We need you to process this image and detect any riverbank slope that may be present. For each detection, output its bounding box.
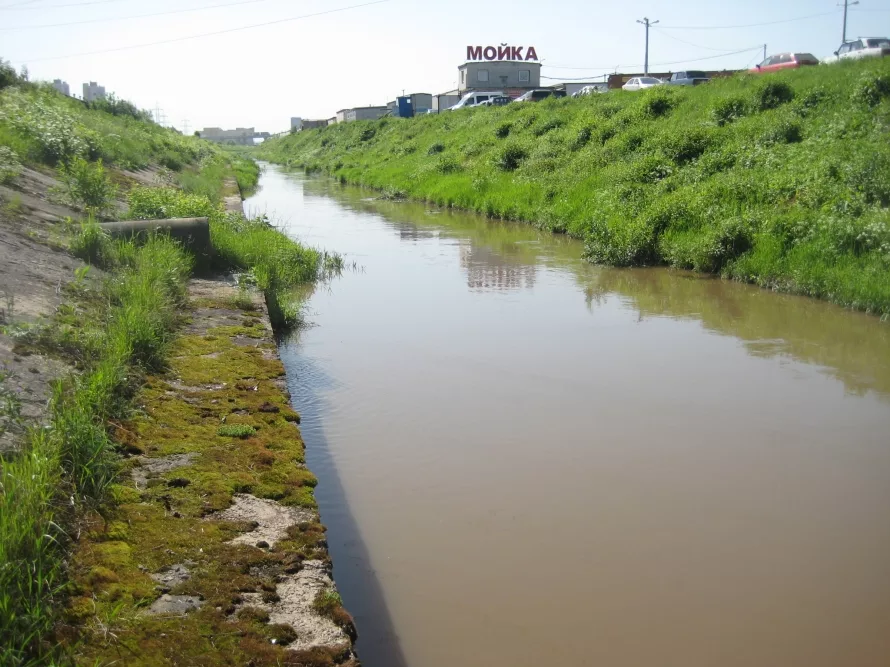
[259,58,890,316]
[1,64,355,665]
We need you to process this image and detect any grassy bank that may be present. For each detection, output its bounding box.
[1,61,335,663]
[1,234,192,664]
[259,58,890,315]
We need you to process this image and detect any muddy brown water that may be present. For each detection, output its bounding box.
[247,164,890,667]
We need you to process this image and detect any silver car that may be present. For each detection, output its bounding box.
[824,38,890,63]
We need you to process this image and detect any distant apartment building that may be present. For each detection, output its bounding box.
[52,79,70,96]
[82,81,106,102]
[300,120,328,131]
[198,127,256,145]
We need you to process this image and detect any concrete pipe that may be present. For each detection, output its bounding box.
[99,217,212,255]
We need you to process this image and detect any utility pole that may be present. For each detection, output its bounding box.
[637,17,659,74]
[763,44,767,62]
[182,119,190,135]
[840,0,859,44]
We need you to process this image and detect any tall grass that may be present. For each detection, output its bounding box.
[0,231,191,664]
[127,186,338,325]
[259,58,890,316]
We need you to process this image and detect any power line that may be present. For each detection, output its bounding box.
[0,0,279,31]
[540,46,763,79]
[658,10,840,30]
[652,26,752,52]
[1,0,138,10]
[11,0,390,64]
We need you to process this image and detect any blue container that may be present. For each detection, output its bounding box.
[396,96,414,118]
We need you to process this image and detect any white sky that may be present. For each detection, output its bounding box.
[2,0,888,133]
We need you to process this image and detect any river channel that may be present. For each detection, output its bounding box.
[245,164,890,667]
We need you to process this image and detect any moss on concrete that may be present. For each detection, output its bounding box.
[62,282,352,665]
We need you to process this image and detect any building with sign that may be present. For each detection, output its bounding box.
[458,61,541,93]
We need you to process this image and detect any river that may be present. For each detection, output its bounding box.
[245,164,890,667]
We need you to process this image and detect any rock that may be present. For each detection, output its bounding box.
[146,594,203,616]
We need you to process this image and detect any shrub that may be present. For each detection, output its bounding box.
[585,214,661,266]
[532,118,564,137]
[851,71,890,106]
[711,95,748,125]
[759,117,802,145]
[659,128,712,164]
[436,155,461,174]
[0,146,22,184]
[753,80,794,111]
[427,142,445,155]
[60,157,118,215]
[570,125,593,150]
[495,121,512,139]
[359,126,375,142]
[494,142,528,171]
[638,88,676,118]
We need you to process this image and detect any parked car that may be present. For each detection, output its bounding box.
[823,38,890,63]
[514,89,566,102]
[751,52,820,73]
[448,91,505,110]
[666,71,710,86]
[622,76,664,91]
[474,95,512,107]
[572,85,608,97]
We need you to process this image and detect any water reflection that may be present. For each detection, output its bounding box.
[253,165,890,667]
[302,174,890,402]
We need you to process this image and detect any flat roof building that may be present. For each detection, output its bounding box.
[458,61,541,93]
[344,106,388,122]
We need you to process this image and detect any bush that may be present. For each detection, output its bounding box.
[711,95,748,125]
[659,128,712,164]
[60,157,118,215]
[495,121,512,139]
[638,88,676,118]
[570,125,592,150]
[759,117,802,145]
[851,71,890,106]
[427,142,445,155]
[753,80,794,111]
[359,126,376,142]
[494,142,528,171]
[0,58,18,90]
[0,146,22,184]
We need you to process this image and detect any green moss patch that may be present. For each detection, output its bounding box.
[64,288,341,666]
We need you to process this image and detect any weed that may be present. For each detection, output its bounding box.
[494,142,528,171]
[60,157,118,215]
[753,80,794,111]
[852,71,890,106]
[0,145,22,184]
[218,424,256,438]
[711,95,748,125]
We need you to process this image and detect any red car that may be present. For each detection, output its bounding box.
[751,52,820,73]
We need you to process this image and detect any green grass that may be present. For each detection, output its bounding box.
[126,186,341,326]
[259,58,890,316]
[217,424,256,438]
[0,232,191,665]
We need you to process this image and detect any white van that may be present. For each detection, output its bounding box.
[448,91,505,111]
